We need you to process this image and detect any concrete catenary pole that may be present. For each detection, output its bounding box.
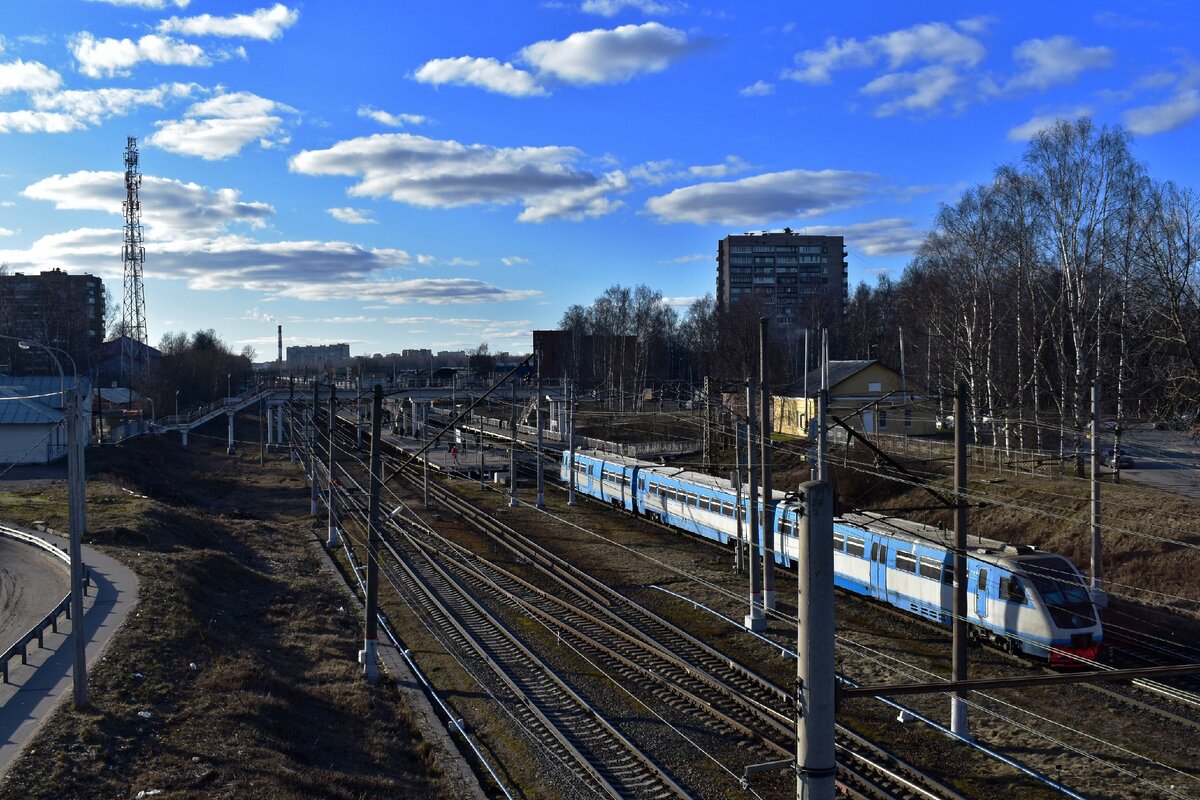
[817,329,829,482]
[744,378,764,631]
[422,401,430,509]
[361,384,382,683]
[326,383,340,548]
[67,386,88,707]
[760,317,776,610]
[568,381,578,507]
[310,382,319,516]
[536,361,545,510]
[1091,379,1102,592]
[509,380,518,508]
[951,381,969,738]
[796,479,835,800]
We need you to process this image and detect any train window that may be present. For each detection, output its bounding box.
[942,565,954,584]
[722,501,733,516]
[869,541,880,562]
[698,497,709,511]
[918,556,942,580]
[895,550,917,574]
[638,478,644,490]
[846,537,864,558]
[999,577,1027,604]
[833,532,845,551]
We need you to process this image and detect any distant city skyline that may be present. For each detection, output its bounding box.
[2,2,1198,358]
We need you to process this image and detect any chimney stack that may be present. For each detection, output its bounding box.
[277,325,283,363]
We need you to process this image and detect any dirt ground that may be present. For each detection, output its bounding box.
[0,422,460,800]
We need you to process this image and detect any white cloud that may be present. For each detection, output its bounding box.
[85,0,190,7]
[0,227,15,236]
[0,111,84,134]
[158,4,299,40]
[146,91,293,159]
[22,170,274,237]
[32,82,199,124]
[1007,108,1091,141]
[327,207,376,224]
[688,155,750,179]
[357,106,427,127]
[785,21,984,115]
[862,65,959,116]
[660,253,707,263]
[1004,36,1113,91]
[72,32,210,78]
[580,0,674,17]
[0,59,63,94]
[739,80,775,96]
[644,169,880,225]
[500,256,531,266]
[413,22,696,96]
[1123,90,1200,135]
[522,22,696,85]
[289,132,628,222]
[787,22,984,85]
[955,16,995,35]
[798,218,925,256]
[413,57,546,97]
[445,257,479,267]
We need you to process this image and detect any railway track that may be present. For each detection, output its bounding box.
[345,425,970,799]
[297,403,1200,798]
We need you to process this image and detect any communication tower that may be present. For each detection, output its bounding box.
[121,136,148,385]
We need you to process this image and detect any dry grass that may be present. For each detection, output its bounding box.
[0,425,457,800]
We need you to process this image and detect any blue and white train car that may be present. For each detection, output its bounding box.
[559,449,1103,665]
[563,450,643,512]
[833,513,1103,665]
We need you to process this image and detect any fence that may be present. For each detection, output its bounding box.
[862,432,1061,476]
[0,525,88,684]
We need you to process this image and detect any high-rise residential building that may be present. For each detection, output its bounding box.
[716,231,848,330]
[0,268,106,375]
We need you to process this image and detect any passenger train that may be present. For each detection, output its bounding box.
[561,449,1103,667]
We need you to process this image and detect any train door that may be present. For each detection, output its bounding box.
[630,467,640,514]
[869,538,888,601]
[975,568,989,619]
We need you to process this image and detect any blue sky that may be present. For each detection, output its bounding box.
[1,1,1197,359]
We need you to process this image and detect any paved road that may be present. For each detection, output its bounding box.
[0,538,69,657]
[0,527,139,780]
[1103,427,1200,500]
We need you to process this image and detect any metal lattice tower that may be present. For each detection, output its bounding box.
[121,136,148,384]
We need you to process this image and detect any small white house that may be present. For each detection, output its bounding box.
[0,375,93,465]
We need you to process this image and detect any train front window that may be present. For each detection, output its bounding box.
[1022,556,1095,628]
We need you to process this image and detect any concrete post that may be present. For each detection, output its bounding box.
[361,384,382,683]
[745,378,764,632]
[327,384,340,548]
[568,382,577,507]
[760,317,776,610]
[66,387,89,708]
[536,375,545,510]
[951,381,969,738]
[182,428,189,449]
[226,411,235,455]
[796,480,835,800]
[310,383,319,517]
[509,380,518,508]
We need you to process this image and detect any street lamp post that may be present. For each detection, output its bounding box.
[11,337,88,708]
[175,390,179,420]
[227,373,231,399]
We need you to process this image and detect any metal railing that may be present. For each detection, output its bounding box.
[0,524,88,684]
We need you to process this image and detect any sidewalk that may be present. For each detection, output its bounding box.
[0,526,139,780]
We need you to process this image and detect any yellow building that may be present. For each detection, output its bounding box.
[773,360,939,438]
